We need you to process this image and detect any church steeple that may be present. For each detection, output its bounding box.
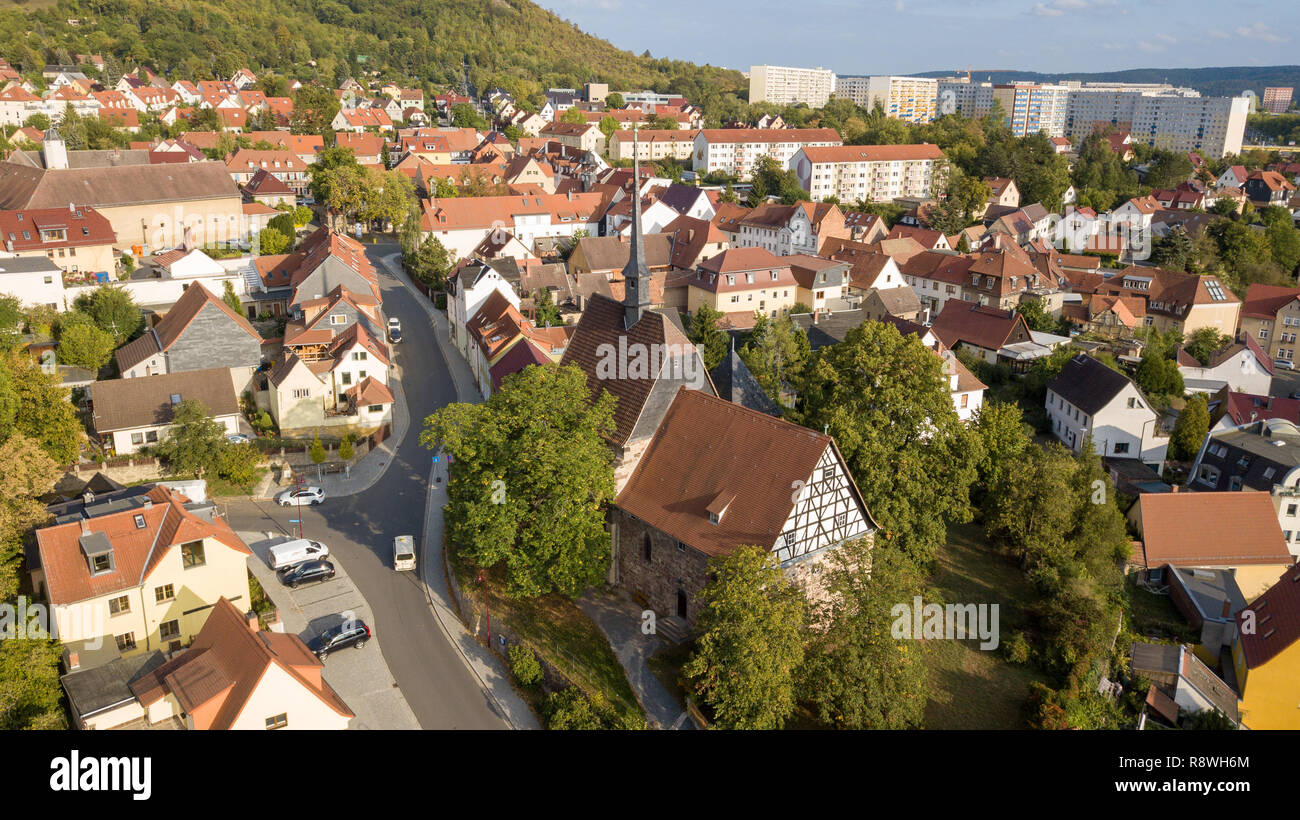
[622,125,652,329]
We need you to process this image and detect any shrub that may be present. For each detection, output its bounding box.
[216,442,262,487]
[1003,631,1031,665]
[508,644,542,688]
[309,436,326,464]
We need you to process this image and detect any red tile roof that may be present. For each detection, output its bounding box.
[1136,491,1292,568]
[35,486,251,606]
[1236,564,1300,669]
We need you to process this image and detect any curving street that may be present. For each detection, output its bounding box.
[222,238,512,730]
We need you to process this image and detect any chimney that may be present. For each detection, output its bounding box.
[567,190,573,202]
[1169,484,1179,493]
[80,518,90,534]
[246,611,260,632]
[67,652,80,671]
[68,201,74,213]
[1221,598,1232,619]
[813,309,820,324]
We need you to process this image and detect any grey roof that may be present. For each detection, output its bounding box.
[1047,354,1133,416]
[1168,566,1247,624]
[869,285,921,316]
[62,650,167,720]
[789,309,867,350]
[10,148,151,170]
[0,159,240,210]
[657,183,707,215]
[710,346,780,417]
[0,255,62,275]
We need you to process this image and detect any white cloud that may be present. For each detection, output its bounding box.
[1236,22,1288,44]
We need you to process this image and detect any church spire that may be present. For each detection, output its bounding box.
[622,124,652,329]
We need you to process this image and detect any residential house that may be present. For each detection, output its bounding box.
[1175,332,1274,395]
[785,254,855,312]
[114,281,264,393]
[1047,354,1167,471]
[735,201,847,257]
[1188,418,1300,560]
[930,301,1034,365]
[1239,284,1300,364]
[118,597,353,730]
[0,255,66,310]
[419,192,605,260]
[1243,170,1295,207]
[687,247,798,324]
[32,484,252,669]
[1129,490,1293,600]
[447,258,520,358]
[1230,564,1300,729]
[90,368,241,456]
[539,122,605,155]
[225,149,308,197]
[0,205,117,277]
[608,129,697,163]
[1085,266,1240,338]
[1129,642,1240,726]
[860,285,922,323]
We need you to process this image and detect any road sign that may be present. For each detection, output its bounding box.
[432,455,440,464]
[289,519,301,524]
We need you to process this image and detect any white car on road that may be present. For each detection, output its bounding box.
[276,486,325,506]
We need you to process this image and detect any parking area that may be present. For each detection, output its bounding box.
[240,531,421,730]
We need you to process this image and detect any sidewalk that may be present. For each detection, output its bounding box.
[380,249,540,729]
[251,376,410,501]
[579,586,694,730]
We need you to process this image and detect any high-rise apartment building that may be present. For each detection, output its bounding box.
[937,78,995,118]
[749,65,836,108]
[1263,87,1294,114]
[837,76,938,123]
[992,83,1071,138]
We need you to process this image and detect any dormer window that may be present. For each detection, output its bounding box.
[80,531,115,576]
[133,514,146,529]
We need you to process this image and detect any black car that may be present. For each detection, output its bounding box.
[389,327,402,344]
[277,559,336,588]
[308,620,371,660]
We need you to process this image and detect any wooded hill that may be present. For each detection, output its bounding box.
[0,0,745,106]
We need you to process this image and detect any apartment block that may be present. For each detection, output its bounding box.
[749,65,836,108]
[937,78,994,118]
[1064,86,1248,157]
[992,83,1070,138]
[790,143,946,203]
[692,128,841,181]
[839,76,938,124]
[1262,87,1293,115]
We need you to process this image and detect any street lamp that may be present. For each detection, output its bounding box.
[294,474,305,539]
[477,570,490,646]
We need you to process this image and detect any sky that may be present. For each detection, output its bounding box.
[534,0,1296,77]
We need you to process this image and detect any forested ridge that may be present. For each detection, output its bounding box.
[0,0,745,104]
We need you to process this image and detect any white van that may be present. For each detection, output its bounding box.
[393,535,416,572]
[269,538,330,570]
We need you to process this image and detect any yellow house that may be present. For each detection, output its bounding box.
[33,484,253,669]
[1231,564,1300,730]
[685,247,799,322]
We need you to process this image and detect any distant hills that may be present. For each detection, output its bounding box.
[914,66,1300,100]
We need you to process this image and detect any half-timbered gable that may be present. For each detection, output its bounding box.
[611,387,875,628]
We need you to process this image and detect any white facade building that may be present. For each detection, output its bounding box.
[749,65,836,108]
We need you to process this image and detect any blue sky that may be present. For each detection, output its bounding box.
[535,0,1295,76]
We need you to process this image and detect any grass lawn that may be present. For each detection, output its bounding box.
[1126,582,1199,644]
[448,548,642,724]
[922,521,1050,729]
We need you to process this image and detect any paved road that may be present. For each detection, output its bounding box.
[224,238,509,730]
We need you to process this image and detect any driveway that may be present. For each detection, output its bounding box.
[242,531,421,730]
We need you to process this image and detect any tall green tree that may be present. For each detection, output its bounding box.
[154,399,225,476]
[793,321,981,563]
[73,285,143,343]
[422,364,616,598]
[799,539,929,729]
[2,353,82,464]
[688,305,729,371]
[739,312,809,407]
[683,544,806,730]
[57,323,115,372]
[1170,393,1210,462]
